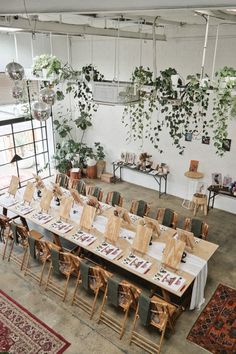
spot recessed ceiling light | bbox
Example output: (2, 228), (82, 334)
(0, 27), (22, 32)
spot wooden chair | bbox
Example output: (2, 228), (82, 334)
(156, 208), (178, 229)
(2, 221), (42, 270)
(105, 191), (124, 207)
(44, 249), (80, 301)
(24, 237), (59, 285)
(130, 294), (169, 354)
(130, 200), (150, 217)
(71, 179), (86, 195)
(86, 186), (103, 202)
(192, 193), (208, 216)
(71, 262), (107, 319)
(0, 214), (10, 243)
(98, 277), (136, 339)
(55, 173), (70, 189)
(184, 217), (209, 240)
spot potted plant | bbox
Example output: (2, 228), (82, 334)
(94, 142), (106, 178)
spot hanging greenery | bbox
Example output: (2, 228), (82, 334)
(211, 66), (236, 156)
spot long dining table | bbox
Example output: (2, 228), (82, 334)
(0, 182), (218, 310)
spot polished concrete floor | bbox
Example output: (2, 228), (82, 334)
(1, 179), (236, 354)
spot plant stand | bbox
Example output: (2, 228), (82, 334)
(182, 171), (204, 209)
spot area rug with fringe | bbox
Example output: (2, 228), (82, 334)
(187, 283), (236, 354)
(0, 289), (70, 353)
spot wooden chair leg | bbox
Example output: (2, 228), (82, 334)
(45, 264), (52, 291)
(120, 305), (130, 339)
(20, 247), (28, 271)
(98, 287), (108, 323)
(24, 251), (31, 276)
(90, 288), (99, 319)
(2, 237), (9, 260)
(8, 240), (14, 262)
(62, 274), (71, 302)
(39, 260), (47, 286)
(71, 274), (80, 305)
(129, 310), (139, 344)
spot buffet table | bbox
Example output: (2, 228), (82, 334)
(0, 184), (218, 310)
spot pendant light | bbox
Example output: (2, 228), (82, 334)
(39, 86), (56, 105)
(31, 101), (51, 121)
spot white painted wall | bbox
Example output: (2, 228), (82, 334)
(0, 25), (236, 213)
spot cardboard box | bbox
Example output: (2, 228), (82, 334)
(101, 173), (114, 183)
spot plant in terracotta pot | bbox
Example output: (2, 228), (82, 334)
(94, 142), (106, 178)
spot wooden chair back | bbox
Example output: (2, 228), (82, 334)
(184, 217), (208, 240)
(105, 191), (124, 207)
(130, 200), (150, 217)
(55, 173), (70, 189)
(156, 208), (178, 229)
(87, 186), (103, 201)
(0, 215), (9, 242)
(71, 179), (86, 195)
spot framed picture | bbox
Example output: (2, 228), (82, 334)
(189, 160), (199, 172)
(185, 132), (192, 142)
(212, 173), (222, 186)
(222, 139), (231, 152)
(223, 176), (232, 188)
(202, 136), (210, 145)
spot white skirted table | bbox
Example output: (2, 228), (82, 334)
(182, 171), (204, 209)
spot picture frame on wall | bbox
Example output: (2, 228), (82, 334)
(185, 132), (192, 142)
(212, 173), (222, 186)
(222, 139), (231, 152)
(202, 136), (210, 145)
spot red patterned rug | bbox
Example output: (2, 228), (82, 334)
(0, 290), (70, 353)
(187, 283), (236, 354)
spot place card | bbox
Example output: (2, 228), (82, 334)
(8, 175), (19, 196)
(71, 230), (96, 246)
(51, 220), (74, 234)
(153, 267), (186, 292)
(96, 241), (122, 260)
(40, 188), (53, 212)
(122, 252), (152, 274)
(14, 202), (34, 215)
(32, 211), (53, 224)
(23, 181), (35, 203)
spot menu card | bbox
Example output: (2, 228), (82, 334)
(51, 220), (74, 233)
(122, 252), (152, 274)
(32, 211), (53, 224)
(71, 230), (96, 246)
(0, 194), (18, 207)
(14, 202), (34, 215)
(153, 267), (186, 292)
(96, 241), (122, 260)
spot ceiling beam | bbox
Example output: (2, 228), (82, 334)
(0, 17), (166, 40)
(0, 0), (236, 15)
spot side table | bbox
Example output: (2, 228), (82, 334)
(182, 171), (204, 209)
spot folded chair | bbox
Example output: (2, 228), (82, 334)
(24, 236), (59, 285)
(184, 217), (208, 240)
(156, 208), (178, 229)
(86, 186), (103, 202)
(130, 294), (168, 354)
(98, 277), (136, 339)
(71, 179), (86, 195)
(71, 262), (107, 319)
(130, 200), (150, 217)
(55, 173), (70, 189)
(105, 191), (124, 207)
(2, 221), (42, 270)
(45, 249), (80, 301)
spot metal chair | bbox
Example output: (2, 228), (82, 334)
(71, 262), (107, 319)
(130, 200), (150, 217)
(130, 294), (169, 354)
(156, 208), (178, 229)
(105, 191), (124, 207)
(55, 173), (70, 189)
(98, 277), (137, 339)
(86, 186), (103, 202)
(184, 217), (209, 240)
(44, 249), (80, 301)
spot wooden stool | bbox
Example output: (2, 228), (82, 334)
(192, 194), (207, 216)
